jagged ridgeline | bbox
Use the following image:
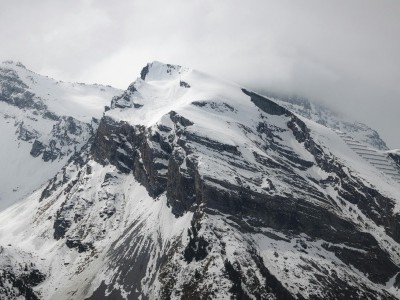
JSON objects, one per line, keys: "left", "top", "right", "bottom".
{"left": 0, "top": 61, "right": 400, "bottom": 299}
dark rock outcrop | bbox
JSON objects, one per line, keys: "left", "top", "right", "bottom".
{"left": 0, "top": 263, "right": 45, "bottom": 300}
{"left": 243, "top": 88, "right": 289, "bottom": 116}
{"left": 388, "top": 152, "right": 400, "bottom": 168}
{"left": 140, "top": 63, "right": 150, "bottom": 80}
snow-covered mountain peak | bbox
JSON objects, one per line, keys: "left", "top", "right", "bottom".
{"left": 140, "top": 61, "right": 190, "bottom": 82}
{"left": 0, "top": 60, "right": 122, "bottom": 122}
{"left": 1, "top": 61, "right": 400, "bottom": 299}
{"left": 109, "top": 62, "right": 247, "bottom": 128}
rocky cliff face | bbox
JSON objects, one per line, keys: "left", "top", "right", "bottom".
{"left": 0, "top": 61, "right": 400, "bottom": 300}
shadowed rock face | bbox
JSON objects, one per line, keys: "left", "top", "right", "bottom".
{"left": 140, "top": 63, "right": 150, "bottom": 81}
{"left": 243, "top": 89, "right": 290, "bottom": 116}
{"left": 91, "top": 116, "right": 168, "bottom": 197}
{"left": 389, "top": 152, "right": 400, "bottom": 168}
{"left": 0, "top": 67, "right": 44, "bottom": 111}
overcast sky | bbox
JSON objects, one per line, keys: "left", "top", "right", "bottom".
{"left": 0, "top": 0, "right": 399, "bottom": 147}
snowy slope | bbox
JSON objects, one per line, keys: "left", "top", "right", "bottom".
{"left": 0, "top": 61, "right": 122, "bottom": 209}
{"left": 0, "top": 61, "right": 119, "bottom": 123}
{"left": 0, "top": 61, "right": 399, "bottom": 299}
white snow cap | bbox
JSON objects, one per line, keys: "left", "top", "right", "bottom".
{"left": 141, "top": 61, "right": 190, "bottom": 82}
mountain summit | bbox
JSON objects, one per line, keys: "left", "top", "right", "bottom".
{"left": 0, "top": 61, "right": 400, "bottom": 299}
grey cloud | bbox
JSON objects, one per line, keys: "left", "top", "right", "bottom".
{"left": 0, "top": 0, "right": 399, "bottom": 147}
